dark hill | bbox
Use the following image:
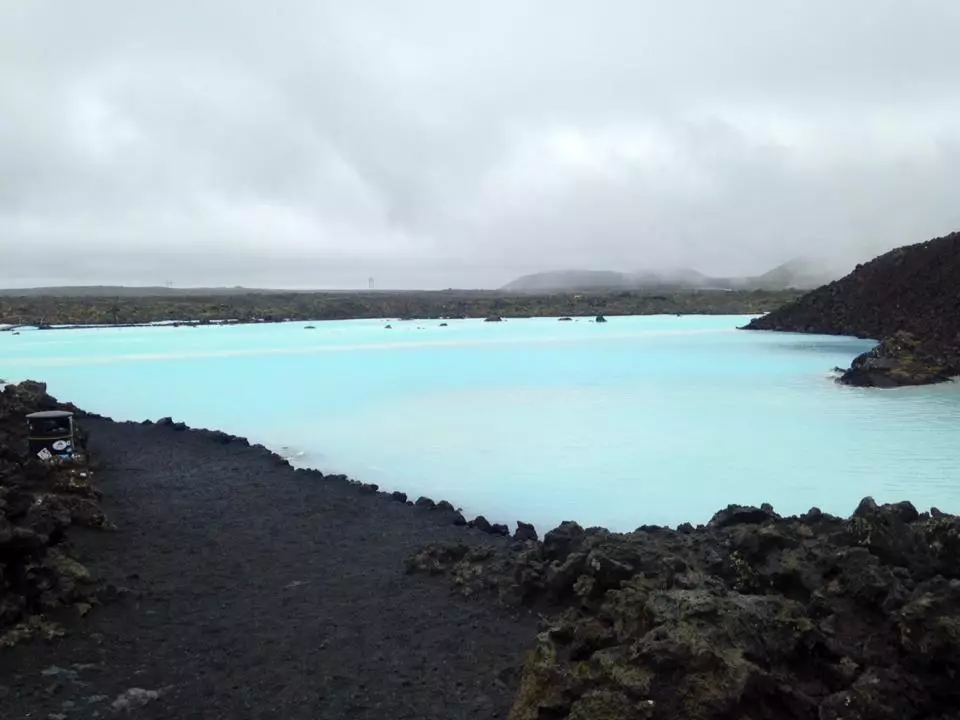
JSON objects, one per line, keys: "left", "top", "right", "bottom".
{"left": 744, "top": 231, "right": 960, "bottom": 387}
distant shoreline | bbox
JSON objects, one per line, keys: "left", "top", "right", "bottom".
{"left": 0, "top": 310, "right": 768, "bottom": 334}
{"left": 0, "top": 288, "right": 799, "bottom": 330}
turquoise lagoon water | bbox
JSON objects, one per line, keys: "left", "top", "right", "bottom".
{"left": 2, "top": 315, "right": 959, "bottom": 532}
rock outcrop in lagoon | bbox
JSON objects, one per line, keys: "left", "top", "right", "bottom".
{"left": 745, "top": 230, "right": 960, "bottom": 387}
{"left": 408, "top": 500, "right": 960, "bottom": 719}
{"left": 838, "top": 331, "right": 956, "bottom": 388}
{"left": 0, "top": 381, "right": 110, "bottom": 646}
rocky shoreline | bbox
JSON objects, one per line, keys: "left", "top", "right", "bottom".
{"left": 409, "top": 501, "right": 960, "bottom": 719}
{"left": 0, "top": 376, "right": 533, "bottom": 650}
{"left": 4, "top": 381, "right": 960, "bottom": 718}
{"left": 145, "top": 415, "right": 525, "bottom": 539}
{"left": 744, "top": 231, "right": 960, "bottom": 388}
{"left": 0, "top": 385, "right": 540, "bottom": 719}
{"left": 836, "top": 331, "right": 959, "bottom": 389}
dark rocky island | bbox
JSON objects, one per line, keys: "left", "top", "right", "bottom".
{"left": 745, "top": 231, "right": 960, "bottom": 387}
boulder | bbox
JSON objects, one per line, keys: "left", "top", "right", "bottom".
{"left": 514, "top": 521, "right": 539, "bottom": 543}
{"left": 405, "top": 543, "right": 471, "bottom": 575}
{"left": 542, "top": 521, "right": 586, "bottom": 562}
{"left": 414, "top": 496, "right": 436, "bottom": 510}
{"left": 470, "top": 515, "right": 493, "bottom": 533}
{"left": 708, "top": 504, "right": 776, "bottom": 528}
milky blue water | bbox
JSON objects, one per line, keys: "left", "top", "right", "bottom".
{"left": 2, "top": 315, "right": 959, "bottom": 532}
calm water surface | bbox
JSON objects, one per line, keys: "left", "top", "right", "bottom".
{"left": 2, "top": 315, "right": 958, "bottom": 531}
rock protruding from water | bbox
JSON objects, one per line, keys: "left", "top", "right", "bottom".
{"left": 840, "top": 331, "right": 955, "bottom": 388}
{"left": 407, "top": 498, "right": 960, "bottom": 719}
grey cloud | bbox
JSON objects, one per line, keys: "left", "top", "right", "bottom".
{"left": 3, "top": 1, "right": 960, "bottom": 289}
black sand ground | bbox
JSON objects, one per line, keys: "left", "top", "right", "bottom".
{"left": 0, "top": 419, "right": 539, "bottom": 719}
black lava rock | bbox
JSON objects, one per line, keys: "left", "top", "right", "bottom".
{"left": 514, "top": 521, "right": 538, "bottom": 543}
{"left": 470, "top": 516, "right": 493, "bottom": 533}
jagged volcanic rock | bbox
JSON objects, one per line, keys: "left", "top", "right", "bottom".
{"left": 407, "top": 500, "right": 960, "bottom": 719}
{"left": 744, "top": 231, "right": 960, "bottom": 387}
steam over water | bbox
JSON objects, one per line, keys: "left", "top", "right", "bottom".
{"left": 3, "top": 316, "right": 960, "bottom": 531}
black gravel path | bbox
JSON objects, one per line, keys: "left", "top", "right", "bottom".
{"left": 0, "top": 419, "right": 538, "bottom": 719}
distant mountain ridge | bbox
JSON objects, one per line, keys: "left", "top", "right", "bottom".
{"left": 501, "top": 258, "right": 839, "bottom": 293}
{"left": 0, "top": 258, "right": 837, "bottom": 297}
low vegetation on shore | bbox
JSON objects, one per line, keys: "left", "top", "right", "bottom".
{"left": 0, "top": 289, "right": 800, "bottom": 328}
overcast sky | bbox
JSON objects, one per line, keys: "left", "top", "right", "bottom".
{"left": 3, "top": 1, "right": 960, "bottom": 289}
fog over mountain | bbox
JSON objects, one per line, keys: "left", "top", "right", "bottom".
{"left": 3, "top": 1, "right": 960, "bottom": 290}
{"left": 501, "top": 257, "right": 838, "bottom": 292}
